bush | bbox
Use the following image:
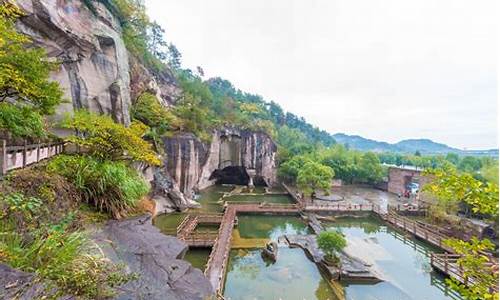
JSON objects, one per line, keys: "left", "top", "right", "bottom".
{"left": 48, "top": 155, "right": 149, "bottom": 219}
{"left": 61, "top": 110, "right": 160, "bottom": 165}
{"left": 316, "top": 230, "right": 347, "bottom": 264}
{"left": 0, "top": 168, "right": 81, "bottom": 238}
{"left": 0, "top": 225, "right": 134, "bottom": 298}
{"left": 131, "top": 92, "right": 181, "bottom": 146}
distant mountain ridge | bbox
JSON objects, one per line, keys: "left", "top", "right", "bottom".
{"left": 332, "top": 133, "right": 498, "bottom": 156}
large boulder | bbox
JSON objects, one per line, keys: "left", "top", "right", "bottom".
{"left": 92, "top": 215, "right": 213, "bottom": 300}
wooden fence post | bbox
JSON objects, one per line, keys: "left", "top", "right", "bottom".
{"left": 22, "top": 140, "right": 27, "bottom": 168}
{"left": 0, "top": 139, "right": 6, "bottom": 176}
{"left": 445, "top": 253, "right": 448, "bottom": 273}
{"left": 36, "top": 140, "right": 40, "bottom": 162}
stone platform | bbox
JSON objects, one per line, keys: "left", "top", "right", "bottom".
{"left": 285, "top": 234, "right": 382, "bottom": 283}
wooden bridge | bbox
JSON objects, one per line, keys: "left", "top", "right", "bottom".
{"left": 176, "top": 213, "right": 224, "bottom": 247}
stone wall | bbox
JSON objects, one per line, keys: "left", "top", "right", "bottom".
{"left": 387, "top": 167, "right": 421, "bottom": 195}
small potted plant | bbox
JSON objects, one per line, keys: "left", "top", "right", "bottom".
{"left": 316, "top": 230, "right": 347, "bottom": 267}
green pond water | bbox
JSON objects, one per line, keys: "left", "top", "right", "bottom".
{"left": 153, "top": 186, "right": 460, "bottom": 300}
{"left": 224, "top": 215, "right": 338, "bottom": 300}
{"left": 326, "top": 217, "right": 461, "bottom": 300}
{"left": 184, "top": 248, "right": 211, "bottom": 270}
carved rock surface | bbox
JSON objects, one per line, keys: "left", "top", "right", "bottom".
{"left": 161, "top": 128, "right": 277, "bottom": 201}
{"left": 92, "top": 215, "right": 213, "bottom": 300}
{"left": 15, "top": 0, "right": 131, "bottom": 126}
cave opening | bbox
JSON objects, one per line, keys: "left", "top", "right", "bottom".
{"left": 209, "top": 166, "right": 250, "bottom": 185}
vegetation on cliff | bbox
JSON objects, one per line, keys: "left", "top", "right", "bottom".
{"left": 0, "top": 1, "right": 63, "bottom": 138}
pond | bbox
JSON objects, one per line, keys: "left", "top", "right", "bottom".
{"left": 325, "top": 216, "right": 461, "bottom": 300}
{"left": 223, "top": 214, "right": 339, "bottom": 300}
{"left": 154, "top": 186, "right": 461, "bottom": 300}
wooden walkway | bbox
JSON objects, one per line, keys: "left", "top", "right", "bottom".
{"left": 381, "top": 210, "right": 455, "bottom": 252}
{"left": 176, "top": 213, "right": 223, "bottom": 247}
{"left": 198, "top": 192, "right": 499, "bottom": 295}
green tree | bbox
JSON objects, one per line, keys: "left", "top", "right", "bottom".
{"left": 0, "top": 2, "right": 63, "bottom": 137}
{"left": 424, "top": 168, "right": 499, "bottom": 219}
{"left": 297, "top": 161, "right": 334, "bottom": 197}
{"left": 278, "top": 155, "right": 313, "bottom": 182}
{"left": 443, "top": 238, "right": 498, "bottom": 300}
{"left": 316, "top": 230, "right": 347, "bottom": 265}
{"left": 61, "top": 110, "right": 160, "bottom": 165}
{"left": 131, "top": 92, "right": 180, "bottom": 143}
{"left": 358, "top": 152, "right": 384, "bottom": 183}
{"left": 446, "top": 153, "right": 460, "bottom": 166}
{"left": 458, "top": 156, "right": 483, "bottom": 173}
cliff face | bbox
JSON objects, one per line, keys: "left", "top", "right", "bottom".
{"left": 13, "top": 0, "right": 278, "bottom": 210}
{"left": 15, "top": 0, "right": 131, "bottom": 126}
{"left": 160, "top": 128, "right": 277, "bottom": 202}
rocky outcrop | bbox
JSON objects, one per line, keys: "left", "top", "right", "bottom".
{"left": 286, "top": 234, "right": 382, "bottom": 283}
{"left": 0, "top": 264, "right": 74, "bottom": 300}
{"left": 92, "top": 215, "right": 213, "bottom": 300}
{"left": 161, "top": 127, "right": 277, "bottom": 202}
{"left": 129, "top": 55, "right": 181, "bottom": 107}
{"left": 15, "top": 0, "right": 131, "bottom": 126}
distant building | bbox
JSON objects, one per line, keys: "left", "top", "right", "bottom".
{"left": 387, "top": 166, "right": 430, "bottom": 195}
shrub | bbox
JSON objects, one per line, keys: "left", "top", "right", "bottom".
{"left": 316, "top": 230, "right": 347, "bottom": 264}
{"left": 131, "top": 92, "right": 181, "bottom": 147}
{"left": 0, "top": 168, "right": 81, "bottom": 237}
{"left": 0, "top": 226, "right": 135, "bottom": 298}
{"left": 48, "top": 155, "right": 149, "bottom": 219}
{"left": 61, "top": 110, "right": 160, "bottom": 166}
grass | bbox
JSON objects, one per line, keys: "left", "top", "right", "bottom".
{"left": 48, "top": 155, "right": 149, "bottom": 219}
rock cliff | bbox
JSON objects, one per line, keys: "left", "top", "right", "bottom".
{"left": 13, "top": 1, "right": 278, "bottom": 212}
{"left": 15, "top": 0, "right": 132, "bottom": 126}
{"left": 160, "top": 128, "right": 277, "bottom": 203}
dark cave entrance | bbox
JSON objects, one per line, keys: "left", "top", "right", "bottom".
{"left": 209, "top": 166, "right": 250, "bottom": 185}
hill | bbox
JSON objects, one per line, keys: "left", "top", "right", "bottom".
{"left": 332, "top": 133, "right": 498, "bottom": 156}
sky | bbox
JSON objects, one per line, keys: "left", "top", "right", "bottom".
{"left": 145, "top": 0, "right": 497, "bottom": 150}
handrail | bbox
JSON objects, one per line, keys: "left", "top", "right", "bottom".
{"left": 1, "top": 139, "right": 65, "bottom": 176}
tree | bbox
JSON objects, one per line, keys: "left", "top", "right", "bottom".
{"left": 423, "top": 168, "right": 499, "bottom": 219}
{"left": 278, "top": 155, "right": 313, "bottom": 182}
{"left": 458, "top": 156, "right": 483, "bottom": 173}
{"left": 60, "top": 110, "right": 160, "bottom": 165}
{"left": 358, "top": 152, "right": 384, "bottom": 183}
{"left": 0, "top": 1, "right": 64, "bottom": 137}
{"left": 443, "top": 238, "right": 498, "bottom": 300}
{"left": 147, "top": 21, "right": 168, "bottom": 60}
{"left": 446, "top": 153, "right": 460, "bottom": 166}
{"left": 316, "top": 230, "right": 347, "bottom": 265}
{"left": 297, "top": 161, "right": 334, "bottom": 197}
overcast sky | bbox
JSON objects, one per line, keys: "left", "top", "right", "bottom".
{"left": 145, "top": 0, "right": 497, "bottom": 150}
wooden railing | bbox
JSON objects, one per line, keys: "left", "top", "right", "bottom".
{"left": 383, "top": 210, "right": 455, "bottom": 252}
{"left": 0, "top": 140, "right": 65, "bottom": 176}
{"left": 430, "top": 253, "right": 499, "bottom": 292}
{"left": 304, "top": 203, "right": 375, "bottom": 212}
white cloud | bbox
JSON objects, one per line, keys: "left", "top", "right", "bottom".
{"left": 145, "top": 0, "right": 497, "bottom": 149}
